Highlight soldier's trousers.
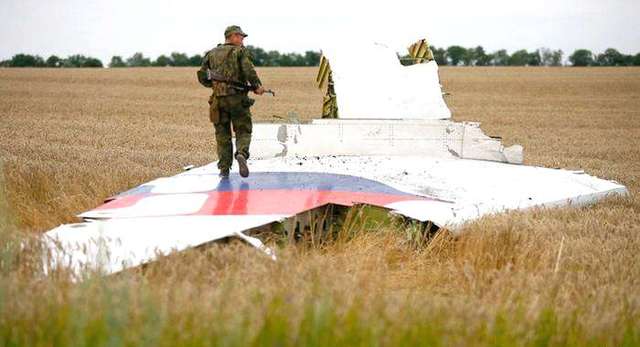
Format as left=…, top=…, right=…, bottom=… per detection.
left=211, top=94, right=253, bottom=171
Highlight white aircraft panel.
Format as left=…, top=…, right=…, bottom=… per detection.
left=322, top=43, right=451, bottom=120
left=45, top=215, right=282, bottom=277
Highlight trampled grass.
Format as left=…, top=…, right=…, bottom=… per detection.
left=1, top=66, right=639, bottom=346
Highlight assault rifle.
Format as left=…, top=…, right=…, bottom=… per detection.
left=207, top=70, right=275, bottom=96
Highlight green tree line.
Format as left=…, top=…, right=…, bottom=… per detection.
left=106, top=47, right=321, bottom=68
left=403, top=46, right=640, bottom=67
left=0, top=54, right=104, bottom=68
left=0, top=48, right=320, bottom=68
left=2, top=47, right=640, bottom=68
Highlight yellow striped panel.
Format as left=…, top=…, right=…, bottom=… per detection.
left=316, top=56, right=331, bottom=89
left=408, top=39, right=434, bottom=63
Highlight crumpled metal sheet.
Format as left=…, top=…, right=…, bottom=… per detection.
left=252, top=119, right=523, bottom=164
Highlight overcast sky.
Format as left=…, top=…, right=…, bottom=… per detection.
left=1, top=0, right=639, bottom=64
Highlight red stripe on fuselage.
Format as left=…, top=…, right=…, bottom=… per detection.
left=91, top=190, right=431, bottom=217
left=195, top=189, right=427, bottom=215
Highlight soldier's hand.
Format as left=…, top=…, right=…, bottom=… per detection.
left=254, top=86, right=265, bottom=95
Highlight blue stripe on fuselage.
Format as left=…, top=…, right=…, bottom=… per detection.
left=212, top=172, right=412, bottom=195
left=116, top=172, right=418, bottom=198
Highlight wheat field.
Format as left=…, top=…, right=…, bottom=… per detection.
left=1, top=66, right=639, bottom=346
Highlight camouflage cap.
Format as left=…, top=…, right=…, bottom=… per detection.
left=224, top=25, right=248, bottom=38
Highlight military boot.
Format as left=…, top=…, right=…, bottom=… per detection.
left=219, top=168, right=230, bottom=179
left=235, top=153, right=249, bottom=178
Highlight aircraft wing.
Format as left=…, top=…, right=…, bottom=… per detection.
left=45, top=152, right=626, bottom=276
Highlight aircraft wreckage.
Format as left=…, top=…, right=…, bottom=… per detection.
left=45, top=39, right=628, bottom=276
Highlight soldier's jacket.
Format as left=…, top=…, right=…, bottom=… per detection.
left=198, top=43, right=261, bottom=97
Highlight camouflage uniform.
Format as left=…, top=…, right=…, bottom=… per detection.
left=198, top=26, right=262, bottom=173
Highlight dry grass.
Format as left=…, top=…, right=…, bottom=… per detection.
left=1, top=66, right=639, bottom=345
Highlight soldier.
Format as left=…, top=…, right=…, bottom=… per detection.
left=198, top=25, right=265, bottom=178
